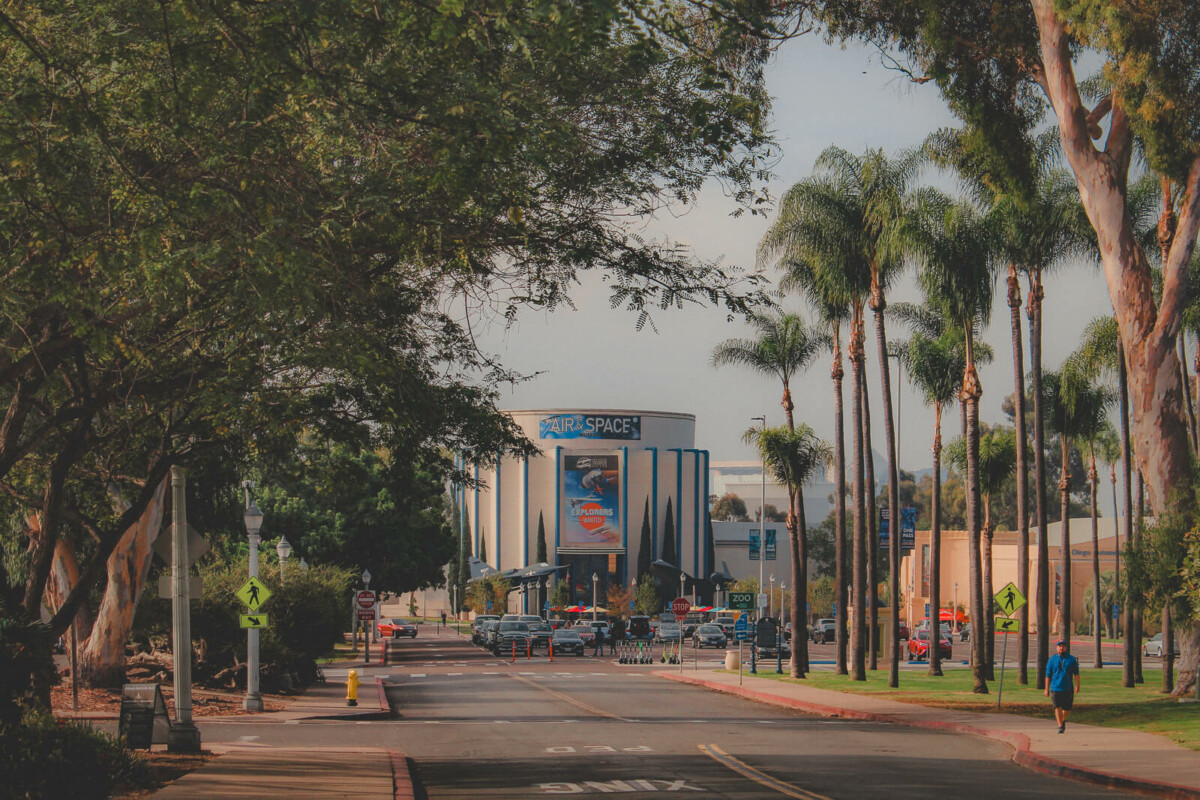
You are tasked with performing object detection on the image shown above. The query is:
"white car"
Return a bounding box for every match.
[1143,633,1179,659]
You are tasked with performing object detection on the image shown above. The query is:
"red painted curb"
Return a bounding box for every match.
[376,677,393,714]
[390,750,416,800]
[660,672,1200,799]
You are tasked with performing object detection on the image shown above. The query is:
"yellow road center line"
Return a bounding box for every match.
[509,674,634,723]
[699,743,832,800]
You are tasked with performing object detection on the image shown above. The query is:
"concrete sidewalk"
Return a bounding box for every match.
[659,669,1200,799]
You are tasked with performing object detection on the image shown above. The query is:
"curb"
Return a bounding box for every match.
[659,672,1200,800]
[377,676,395,716]
[389,749,416,800]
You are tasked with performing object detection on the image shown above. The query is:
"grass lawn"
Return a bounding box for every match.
[741,666,1200,750]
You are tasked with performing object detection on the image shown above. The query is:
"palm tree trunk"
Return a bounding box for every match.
[1110,464,1119,639]
[1120,340,1135,687]
[983,500,995,680]
[873,289,902,688]
[788,487,806,679]
[1028,272,1050,689]
[850,315,868,681]
[929,404,944,677]
[1059,433,1072,650]
[1008,266,1031,684]
[832,327,849,676]
[964,360,988,694]
[1164,604,1174,693]
[863,375,879,671]
[1090,454,1102,668]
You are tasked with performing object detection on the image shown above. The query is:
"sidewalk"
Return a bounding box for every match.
[152,660,414,798]
[659,668,1200,799]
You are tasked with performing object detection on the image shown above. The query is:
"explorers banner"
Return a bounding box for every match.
[562,454,622,548]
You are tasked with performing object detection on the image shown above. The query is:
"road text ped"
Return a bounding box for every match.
[538,780,704,793]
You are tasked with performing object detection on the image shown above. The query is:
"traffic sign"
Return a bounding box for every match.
[355,590,377,611]
[995,616,1021,634]
[733,616,749,641]
[240,614,269,629]
[671,597,691,622]
[236,577,272,612]
[757,592,768,610]
[728,592,754,610]
[357,608,376,621]
[994,582,1026,616]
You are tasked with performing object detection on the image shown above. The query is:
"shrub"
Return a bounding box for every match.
[0,712,143,799]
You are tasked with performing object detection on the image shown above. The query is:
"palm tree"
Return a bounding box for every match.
[1042,366,1115,650]
[744,424,831,678]
[1081,418,1118,668]
[907,191,997,694]
[902,330,964,677]
[1083,572,1118,639]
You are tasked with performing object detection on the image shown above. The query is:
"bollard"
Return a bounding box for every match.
[527,640,531,659]
[512,641,517,662]
[381,639,388,666]
[346,668,360,707]
[549,641,554,662]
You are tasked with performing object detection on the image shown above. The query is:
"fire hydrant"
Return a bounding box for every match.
[346,668,360,707]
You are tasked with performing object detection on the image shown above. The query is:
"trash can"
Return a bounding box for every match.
[725,651,739,671]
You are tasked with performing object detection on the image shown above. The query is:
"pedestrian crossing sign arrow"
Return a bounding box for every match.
[995,616,1021,634]
[240,614,269,629]
[236,577,272,612]
[994,582,1026,616]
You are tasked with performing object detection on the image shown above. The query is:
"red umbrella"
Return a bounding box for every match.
[938,609,966,621]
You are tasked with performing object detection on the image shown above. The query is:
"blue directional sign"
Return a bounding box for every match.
[734,616,749,641]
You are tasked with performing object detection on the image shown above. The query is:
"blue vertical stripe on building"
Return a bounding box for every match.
[522,458,530,567]
[554,447,562,560]
[494,454,502,569]
[702,450,711,576]
[473,462,481,559]
[649,447,658,557]
[689,449,700,577]
[620,447,629,552]
[671,448,683,566]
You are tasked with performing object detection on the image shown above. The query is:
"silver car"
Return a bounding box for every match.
[1143,632,1180,659]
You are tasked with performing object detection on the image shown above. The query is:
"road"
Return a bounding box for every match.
[196,632,1141,798]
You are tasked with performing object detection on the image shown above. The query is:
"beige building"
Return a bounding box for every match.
[899,517,1122,633]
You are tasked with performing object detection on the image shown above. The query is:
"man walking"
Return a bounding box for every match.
[593,625,606,657]
[610,618,624,655]
[1044,639,1081,733]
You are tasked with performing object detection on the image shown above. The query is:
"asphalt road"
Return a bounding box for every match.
[196,633,1141,798]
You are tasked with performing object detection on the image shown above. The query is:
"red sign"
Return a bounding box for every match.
[671,597,691,622]
[356,590,377,611]
[357,608,377,621]
[577,502,606,532]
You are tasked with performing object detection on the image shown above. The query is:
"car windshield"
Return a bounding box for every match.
[917,631,929,640]
[554,630,582,639]
[499,622,529,632]
[571,625,593,632]
[698,625,722,634]
[529,623,551,633]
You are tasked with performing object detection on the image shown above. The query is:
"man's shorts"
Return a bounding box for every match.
[1051,690,1074,710]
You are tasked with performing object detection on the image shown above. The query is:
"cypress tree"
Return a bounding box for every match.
[637,498,653,578]
[479,527,487,564]
[662,497,676,566]
[536,512,548,562]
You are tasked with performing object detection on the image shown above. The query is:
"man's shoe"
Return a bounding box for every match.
[1058,724,1065,734]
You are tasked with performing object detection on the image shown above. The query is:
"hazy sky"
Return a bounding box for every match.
[475,33,1115,492]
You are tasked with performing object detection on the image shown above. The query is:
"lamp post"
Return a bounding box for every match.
[781,582,787,628]
[362,569,373,646]
[630,578,637,617]
[752,415,766,618]
[242,482,264,712]
[954,582,959,633]
[299,558,309,574]
[276,535,292,583]
[592,573,599,622]
[769,574,775,619]
[166,466,201,750]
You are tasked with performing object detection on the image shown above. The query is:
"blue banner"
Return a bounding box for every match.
[540,414,641,440]
[749,530,760,561]
[765,529,777,561]
[880,507,917,550]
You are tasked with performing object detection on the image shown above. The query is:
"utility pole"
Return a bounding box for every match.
[167,466,201,751]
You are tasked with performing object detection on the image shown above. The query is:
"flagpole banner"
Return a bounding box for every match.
[562,454,622,548]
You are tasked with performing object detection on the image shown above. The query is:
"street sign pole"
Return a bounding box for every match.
[997,632,1009,710]
[167,466,201,751]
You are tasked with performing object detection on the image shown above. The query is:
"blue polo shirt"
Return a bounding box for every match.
[1046,652,1079,692]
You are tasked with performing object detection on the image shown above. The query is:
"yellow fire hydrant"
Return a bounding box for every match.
[346,668,359,707]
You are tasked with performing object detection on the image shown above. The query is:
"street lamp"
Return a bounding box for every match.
[299,558,309,574]
[781,582,787,628]
[362,569,372,589]
[592,573,599,622]
[751,414,766,618]
[242,482,264,712]
[276,535,292,582]
[769,574,775,619]
[630,577,637,617]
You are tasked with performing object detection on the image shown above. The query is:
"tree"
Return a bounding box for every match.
[479,530,488,566]
[638,500,653,580]
[796,0,1200,697]
[634,574,661,616]
[744,423,831,677]
[536,513,548,612]
[908,193,997,693]
[712,494,751,522]
[662,498,677,566]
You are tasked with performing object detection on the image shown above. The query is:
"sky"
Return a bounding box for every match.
[472,33,1116,500]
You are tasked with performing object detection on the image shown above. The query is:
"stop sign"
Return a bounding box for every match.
[671,596,691,622]
[356,590,377,610]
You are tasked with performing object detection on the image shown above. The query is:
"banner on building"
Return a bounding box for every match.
[749,529,760,561]
[765,529,777,560]
[880,506,917,550]
[540,414,641,440]
[561,454,622,548]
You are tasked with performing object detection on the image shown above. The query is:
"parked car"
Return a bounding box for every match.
[655,621,682,642]
[692,624,728,649]
[471,615,500,644]
[552,628,586,656]
[492,621,531,655]
[1144,632,1180,659]
[481,620,501,649]
[377,618,418,639]
[528,622,553,650]
[570,623,597,647]
[907,630,953,661]
[959,623,972,642]
[519,615,544,624]
[627,615,652,640]
[714,617,737,638]
[587,620,611,644]
[898,622,910,641]
[810,618,836,644]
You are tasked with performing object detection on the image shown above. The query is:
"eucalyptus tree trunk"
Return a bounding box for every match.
[1090,455,1102,668]
[1059,434,1072,650]
[1179,336,1198,451]
[964,358,988,694]
[833,326,849,676]
[1120,341,1136,687]
[850,315,868,681]
[928,404,944,677]
[1007,267,1031,683]
[862,378,879,671]
[873,284,902,688]
[1136,472,1145,684]
[1164,605,1175,693]
[1028,271,1050,689]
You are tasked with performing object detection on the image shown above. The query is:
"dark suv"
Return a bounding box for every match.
[492,621,531,655]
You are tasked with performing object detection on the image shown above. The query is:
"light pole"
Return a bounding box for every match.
[954,582,959,633]
[781,582,787,628]
[592,573,599,622]
[166,466,200,750]
[752,414,766,618]
[242,482,264,712]
[299,558,309,574]
[630,578,637,617]
[276,535,292,583]
[769,574,775,619]
[362,569,372,645]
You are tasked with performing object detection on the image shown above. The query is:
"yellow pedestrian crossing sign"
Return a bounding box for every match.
[994,582,1026,616]
[240,614,269,629]
[236,577,272,612]
[995,616,1021,634]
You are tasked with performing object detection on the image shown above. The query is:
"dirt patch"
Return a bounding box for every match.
[52,684,289,717]
[112,751,215,799]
